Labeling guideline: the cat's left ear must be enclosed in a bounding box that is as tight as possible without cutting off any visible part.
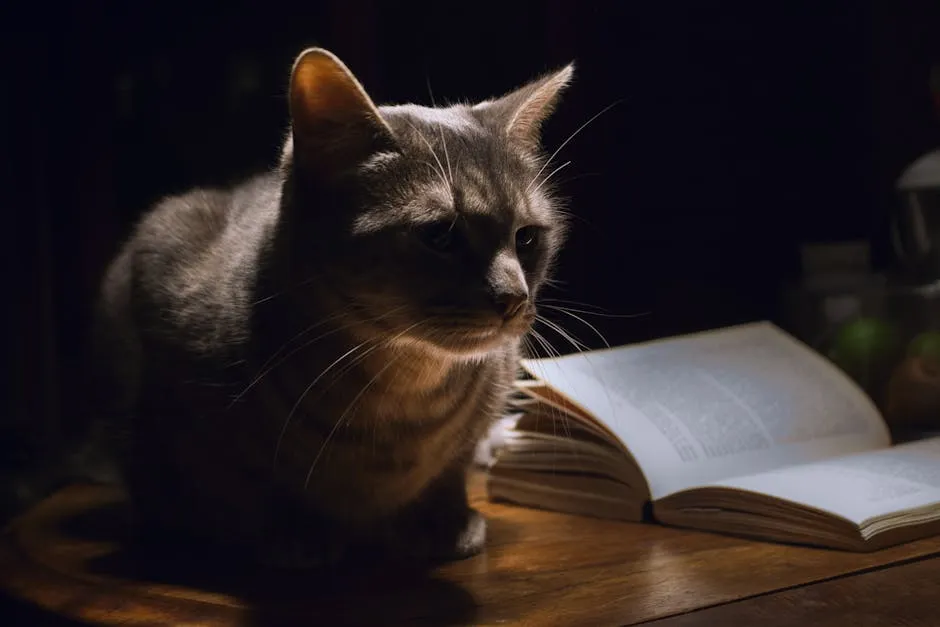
[475,63,575,153]
[284,48,398,176]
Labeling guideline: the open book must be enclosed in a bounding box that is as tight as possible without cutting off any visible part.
[487,321,940,551]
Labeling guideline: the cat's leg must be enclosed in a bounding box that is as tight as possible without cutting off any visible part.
[384,464,487,562]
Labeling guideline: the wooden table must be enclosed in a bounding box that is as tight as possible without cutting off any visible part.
[2,472,939,626]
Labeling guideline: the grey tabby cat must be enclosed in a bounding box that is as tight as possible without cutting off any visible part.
[91,47,573,567]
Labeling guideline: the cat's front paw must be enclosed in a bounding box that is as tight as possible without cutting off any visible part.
[448,508,487,559]
[391,507,487,562]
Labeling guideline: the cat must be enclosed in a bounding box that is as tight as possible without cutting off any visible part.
[90,47,574,568]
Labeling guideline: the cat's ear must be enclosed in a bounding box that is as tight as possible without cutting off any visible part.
[476,63,575,153]
[285,48,397,175]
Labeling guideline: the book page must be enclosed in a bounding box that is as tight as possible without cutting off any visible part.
[520,322,890,499]
[706,437,940,528]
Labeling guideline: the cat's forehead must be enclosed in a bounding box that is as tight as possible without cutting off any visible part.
[381,104,484,137]
[379,104,486,141]
[375,104,554,223]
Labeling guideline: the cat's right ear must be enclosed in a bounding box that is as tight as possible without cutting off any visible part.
[283,48,397,176]
[474,63,575,155]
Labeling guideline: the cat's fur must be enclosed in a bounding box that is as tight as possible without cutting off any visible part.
[91,48,573,567]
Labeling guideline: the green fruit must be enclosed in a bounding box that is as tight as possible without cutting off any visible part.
[829,317,901,381]
[907,331,940,362]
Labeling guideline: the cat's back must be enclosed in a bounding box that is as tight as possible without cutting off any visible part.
[130,175,277,292]
[100,173,281,353]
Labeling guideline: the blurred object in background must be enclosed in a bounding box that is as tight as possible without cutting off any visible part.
[782,62,940,440]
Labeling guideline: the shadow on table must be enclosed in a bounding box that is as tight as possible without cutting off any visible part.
[0,590,90,627]
[60,499,481,626]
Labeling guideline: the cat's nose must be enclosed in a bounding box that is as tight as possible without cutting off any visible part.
[489,250,529,320]
[495,292,528,321]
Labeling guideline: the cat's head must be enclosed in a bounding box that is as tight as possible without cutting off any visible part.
[278,48,573,359]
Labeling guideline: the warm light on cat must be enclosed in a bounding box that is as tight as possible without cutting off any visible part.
[89,47,576,569]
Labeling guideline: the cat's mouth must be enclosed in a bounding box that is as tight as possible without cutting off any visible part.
[410,309,535,356]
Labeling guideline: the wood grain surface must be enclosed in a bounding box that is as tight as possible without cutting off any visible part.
[645,555,940,627]
[1,472,939,626]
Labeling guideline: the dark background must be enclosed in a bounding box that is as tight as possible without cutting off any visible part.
[4,0,940,517]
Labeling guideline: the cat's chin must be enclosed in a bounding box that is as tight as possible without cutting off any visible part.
[392,325,525,362]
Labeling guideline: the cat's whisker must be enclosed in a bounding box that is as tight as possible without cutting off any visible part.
[303,321,414,405]
[539,305,611,348]
[251,274,322,306]
[530,327,596,449]
[554,171,604,186]
[279,318,422,470]
[536,315,591,354]
[523,334,543,361]
[520,335,534,359]
[425,76,455,187]
[533,328,563,359]
[537,317,618,426]
[275,314,419,434]
[230,325,352,410]
[528,328,554,359]
[230,305,407,410]
[420,160,451,193]
[553,306,650,320]
[526,99,623,192]
[539,298,651,319]
[305,355,400,487]
[372,329,418,457]
[441,127,454,186]
[273,338,378,469]
[248,292,384,382]
[529,160,572,197]
[229,312,350,405]
[538,297,609,309]
[526,329,577,445]
[303,322,422,486]
[408,123,452,199]
[254,309,352,372]
[425,75,437,106]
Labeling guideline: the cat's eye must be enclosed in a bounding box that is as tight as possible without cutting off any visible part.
[515,226,541,251]
[418,222,458,254]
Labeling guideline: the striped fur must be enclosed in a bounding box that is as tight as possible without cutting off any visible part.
[91,48,573,567]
